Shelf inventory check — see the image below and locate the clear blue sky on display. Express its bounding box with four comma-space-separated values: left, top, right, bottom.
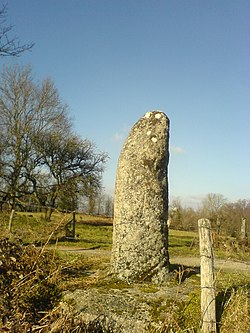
4, 0, 250, 207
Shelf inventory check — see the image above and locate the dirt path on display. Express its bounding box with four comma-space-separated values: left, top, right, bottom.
170, 256, 250, 273
53, 246, 250, 274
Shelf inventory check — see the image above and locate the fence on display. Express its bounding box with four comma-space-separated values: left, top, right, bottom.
198, 218, 216, 333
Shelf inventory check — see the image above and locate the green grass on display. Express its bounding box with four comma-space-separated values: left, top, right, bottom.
0, 211, 249, 261
58, 223, 113, 249
168, 229, 199, 257
0, 211, 113, 248
1, 211, 249, 332
168, 229, 250, 261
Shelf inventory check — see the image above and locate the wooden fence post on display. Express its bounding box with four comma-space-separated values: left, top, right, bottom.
72, 211, 76, 239
198, 218, 216, 333
240, 217, 247, 239
9, 209, 15, 234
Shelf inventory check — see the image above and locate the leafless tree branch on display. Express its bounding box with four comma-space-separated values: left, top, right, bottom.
0, 4, 34, 57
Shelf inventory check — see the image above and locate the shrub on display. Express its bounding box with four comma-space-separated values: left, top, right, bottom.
0, 238, 62, 330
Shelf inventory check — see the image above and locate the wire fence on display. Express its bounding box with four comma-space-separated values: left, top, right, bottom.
0, 199, 113, 245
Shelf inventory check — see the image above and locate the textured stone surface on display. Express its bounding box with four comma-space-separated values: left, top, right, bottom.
62, 288, 153, 333
61, 280, 191, 333
111, 110, 170, 283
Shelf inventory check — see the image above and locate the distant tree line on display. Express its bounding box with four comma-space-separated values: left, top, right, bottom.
0, 65, 108, 220
169, 193, 250, 237
81, 191, 114, 217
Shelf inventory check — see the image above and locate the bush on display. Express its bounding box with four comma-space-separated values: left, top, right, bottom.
0, 238, 62, 330
218, 285, 249, 333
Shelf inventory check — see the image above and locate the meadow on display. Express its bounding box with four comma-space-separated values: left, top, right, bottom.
2, 210, 248, 260
0, 211, 249, 332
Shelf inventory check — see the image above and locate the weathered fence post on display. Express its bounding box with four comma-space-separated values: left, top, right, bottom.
8, 209, 15, 234
240, 217, 247, 239
72, 211, 76, 239
198, 218, 216, 333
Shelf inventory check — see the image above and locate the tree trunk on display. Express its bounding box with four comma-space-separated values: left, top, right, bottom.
45, 207, 54, 221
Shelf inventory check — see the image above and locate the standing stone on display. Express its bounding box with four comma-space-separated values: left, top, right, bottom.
111, 110, 170, 283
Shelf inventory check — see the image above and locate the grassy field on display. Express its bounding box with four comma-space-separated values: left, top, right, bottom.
0, 211, 249, 260
0, 211, 249, 332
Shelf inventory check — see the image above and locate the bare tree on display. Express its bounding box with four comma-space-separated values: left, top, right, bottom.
34, 132, 107, 219
92, 190, 114, 216
223, 199, 250, 236
104, 194, 114, 217
169, 197, 183, 229
0, 65, 69, 209
201, 193, 227, 233
0, 65, 108, 216
169, 197, 199, 231
0, 5, 34, 57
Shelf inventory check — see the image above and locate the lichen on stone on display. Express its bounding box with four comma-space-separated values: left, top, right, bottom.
111, 110, 170, 283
